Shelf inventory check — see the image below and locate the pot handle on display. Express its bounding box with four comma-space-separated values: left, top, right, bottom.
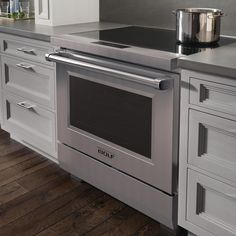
208, 12, 225, 18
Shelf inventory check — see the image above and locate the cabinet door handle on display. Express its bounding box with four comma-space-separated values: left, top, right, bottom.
16, 63, 35, 70
225, 193, 236, 199
46, 52, 174, 90
225, 129, 236, 134
17, 47, 35, 54
17, 101, 36, 110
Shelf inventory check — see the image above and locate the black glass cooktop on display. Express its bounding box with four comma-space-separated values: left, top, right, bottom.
72, 26, 236, 56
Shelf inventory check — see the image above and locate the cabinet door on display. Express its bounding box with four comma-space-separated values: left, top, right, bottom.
2, 56, 55, 109
189, 77, 236, 116
188, 109, 236, 183
1, 36, 53, 66
187, 170, 236, 236
1, 92, 56, 157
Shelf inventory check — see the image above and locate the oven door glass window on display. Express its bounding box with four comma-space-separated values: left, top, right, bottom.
69, 76, 152, 159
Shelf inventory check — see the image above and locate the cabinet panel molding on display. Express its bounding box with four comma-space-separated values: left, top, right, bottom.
2, 56, 55, 109
1, 90, 56, 157
187, 170, 236, 236
189, 109, 236, 183
190, 77, 236, 116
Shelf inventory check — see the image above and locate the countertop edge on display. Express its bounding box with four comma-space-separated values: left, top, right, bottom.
177, 58, 236, 78
0, 26, 50, 41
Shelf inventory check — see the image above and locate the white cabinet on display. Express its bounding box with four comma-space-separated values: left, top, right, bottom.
0, 33, 57, 162
189, 76, 236, 116
34, 0, 99, 26
187, 170, 236, 236
188, 110, 236, 183
178, 70, 236, 236
2, 56, 55, 109
1, 35, 53, 66
2, 92, 56, 157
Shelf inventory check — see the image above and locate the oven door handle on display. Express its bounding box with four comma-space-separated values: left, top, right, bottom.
46, 52, 173, 90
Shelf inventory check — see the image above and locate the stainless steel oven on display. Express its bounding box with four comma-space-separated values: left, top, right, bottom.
47, 50, 179, 195
46, 50, 180, 229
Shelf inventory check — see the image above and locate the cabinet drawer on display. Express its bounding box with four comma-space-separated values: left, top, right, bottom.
1, 37, 53, 66
187, 170, 236, 236
2, 56, 55, 109
1, 92, 56, 157
189, 110, 236, 183
190, 77, 236, 116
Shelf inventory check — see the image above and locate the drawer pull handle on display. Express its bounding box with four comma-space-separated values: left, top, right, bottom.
17, 47, 35, 54
225, 193, 236, 199
225, 129, 236, 134
17, 101, 36, 110
16, 63, 35, 70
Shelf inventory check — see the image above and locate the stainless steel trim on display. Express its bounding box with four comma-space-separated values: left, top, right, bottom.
17, 47, 35, 54
46, 52, 172, 90
226, 194, 236, 199
17, 101, 36, 110
16, 63, 35, 70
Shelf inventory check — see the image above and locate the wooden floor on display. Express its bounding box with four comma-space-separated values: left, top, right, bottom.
0, 128, 176, 236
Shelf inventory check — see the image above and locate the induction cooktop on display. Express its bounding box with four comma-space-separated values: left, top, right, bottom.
71, 26, 236, 56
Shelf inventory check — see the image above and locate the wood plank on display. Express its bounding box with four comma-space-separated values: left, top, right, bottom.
0, 148, 36, 170
0, 132, 11, 144
0, 129, 7, 135
0, 147, 30, 163
0, 129, 10, 138
0, 181, 28, 205
35, 188, 104, 236
0, 186, 103, 236
0, 139, 24, 156
0, 175, 80, 227
84, 206, 151, 236
0, 155, 51, 187
0, 164, 67, 205
36, 229, 58, 236
16, 163, 68, 191
132, 220, 162, 236
48, 194, 125, 235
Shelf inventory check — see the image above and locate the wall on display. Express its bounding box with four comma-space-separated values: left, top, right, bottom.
100, 0, 236, 36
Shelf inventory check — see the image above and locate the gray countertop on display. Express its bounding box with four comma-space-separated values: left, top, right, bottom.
0, 19, 126, 42
178, 42, 236, 78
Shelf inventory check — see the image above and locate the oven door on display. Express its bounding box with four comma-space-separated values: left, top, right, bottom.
52, 52, 179, 195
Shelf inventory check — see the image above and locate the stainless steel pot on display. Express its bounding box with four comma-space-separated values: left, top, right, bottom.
173, 8, 224, 44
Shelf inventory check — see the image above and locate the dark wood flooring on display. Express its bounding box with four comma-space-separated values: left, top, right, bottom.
0, 128, 176, 236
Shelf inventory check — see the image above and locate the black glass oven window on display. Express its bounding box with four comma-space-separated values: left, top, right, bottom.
70, 76, 152, 159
